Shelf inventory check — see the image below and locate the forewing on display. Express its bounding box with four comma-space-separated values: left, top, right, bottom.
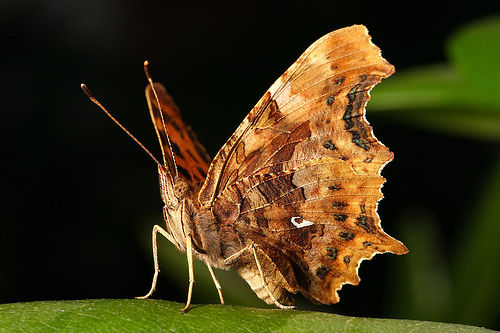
146, 83, 211, 183
200, 25, 394, 205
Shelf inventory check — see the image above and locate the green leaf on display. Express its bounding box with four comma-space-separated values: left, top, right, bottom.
0, 299, 493, 332
447, 15, 500, 100
370, 65, 472, 111
369, 16, 500, 140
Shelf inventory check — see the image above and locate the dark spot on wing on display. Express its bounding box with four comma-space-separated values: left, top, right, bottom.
316, 266, 331, 278
187, 149, 199, 163
350, 131, 370, 151
332, 201, 347, 209
171, 141, 184, 159
194, 143, 211, 164
197, 166, 207, 179
356, 215, 375, 233
348, 84, 361, 104
334, 214, 347, 222
323, 140, 337, 150
334, 77, 345, 86
171, 121, 184, 139
326, 247, 338, 260
177, 165, 192, 181
360, 203, 366, 214
339, 231, 354, 241
328, 184, 342, 191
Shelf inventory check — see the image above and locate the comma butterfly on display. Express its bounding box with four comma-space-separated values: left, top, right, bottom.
83, 24, 408, 312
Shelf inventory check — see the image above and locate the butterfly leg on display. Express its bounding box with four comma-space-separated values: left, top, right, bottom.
224, 244, 294, 310
249, 244, 294, 310
206, 263, 224, 305
136, 224, 175, 299
223, 243, 253, 265
180, 233, 194, 313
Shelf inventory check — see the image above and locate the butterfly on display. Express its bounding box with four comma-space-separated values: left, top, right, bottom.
83, 24, 408, 313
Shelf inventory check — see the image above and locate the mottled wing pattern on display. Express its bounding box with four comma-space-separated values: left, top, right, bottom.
146, 83, 211, 183
200, 25, 397, 204
200, 25, 408, 304
215, 160, 407, 304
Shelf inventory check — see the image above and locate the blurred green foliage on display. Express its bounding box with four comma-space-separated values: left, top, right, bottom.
370, 16, 500, 140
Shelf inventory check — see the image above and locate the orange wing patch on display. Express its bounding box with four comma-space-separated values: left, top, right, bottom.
146, 83, 211, 183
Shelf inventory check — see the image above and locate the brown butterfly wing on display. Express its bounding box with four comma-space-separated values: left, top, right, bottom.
146, 83, 211, 183
200, 25, 394, 204
200, 25, 408, 304
214, 161, 407, 304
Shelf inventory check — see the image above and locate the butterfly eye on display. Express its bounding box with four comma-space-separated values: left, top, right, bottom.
174, 181, 190, 199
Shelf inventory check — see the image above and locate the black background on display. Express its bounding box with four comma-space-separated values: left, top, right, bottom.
2, 0, 499, 329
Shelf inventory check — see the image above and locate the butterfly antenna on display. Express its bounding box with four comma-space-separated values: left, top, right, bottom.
143, 60, 179, 178
81, 83, 161, 166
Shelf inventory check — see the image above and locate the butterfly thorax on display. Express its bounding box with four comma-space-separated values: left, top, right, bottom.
158, 165, 225, 268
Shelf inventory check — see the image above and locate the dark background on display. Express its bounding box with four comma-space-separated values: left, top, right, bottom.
2, 0, 499, 330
